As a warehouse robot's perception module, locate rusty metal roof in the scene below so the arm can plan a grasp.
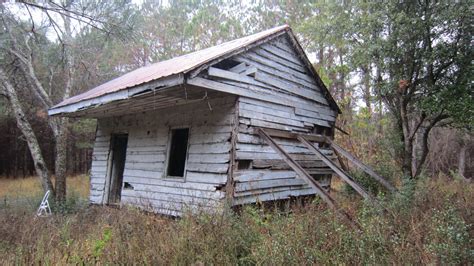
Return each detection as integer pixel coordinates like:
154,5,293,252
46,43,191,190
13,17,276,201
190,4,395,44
53,25,289,108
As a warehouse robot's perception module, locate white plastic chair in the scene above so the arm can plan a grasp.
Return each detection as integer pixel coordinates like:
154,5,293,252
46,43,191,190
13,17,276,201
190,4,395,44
36,190,52,217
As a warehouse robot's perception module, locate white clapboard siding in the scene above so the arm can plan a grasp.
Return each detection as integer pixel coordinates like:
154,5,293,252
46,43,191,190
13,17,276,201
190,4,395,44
122,185,224,201
186,171,228,185
235,178,307,192
226,35,339,204
88,95,235,215
233,187,316,205
122,189,222,204
234,170,297,182
187,154,230,164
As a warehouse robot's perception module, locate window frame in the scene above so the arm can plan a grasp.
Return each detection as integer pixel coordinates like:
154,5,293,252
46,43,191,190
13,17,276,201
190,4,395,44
163,126,191,181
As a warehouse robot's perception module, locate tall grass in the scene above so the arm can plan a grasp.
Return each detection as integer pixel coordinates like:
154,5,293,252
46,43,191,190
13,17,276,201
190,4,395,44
0,175,89,212
0,175,472,264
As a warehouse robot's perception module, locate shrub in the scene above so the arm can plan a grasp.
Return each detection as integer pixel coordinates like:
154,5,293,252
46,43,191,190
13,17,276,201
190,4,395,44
426,207,472,263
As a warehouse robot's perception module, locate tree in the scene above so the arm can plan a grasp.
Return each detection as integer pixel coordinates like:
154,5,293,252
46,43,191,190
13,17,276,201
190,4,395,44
372,1,473,178
296,1,473,179
0,0,135,202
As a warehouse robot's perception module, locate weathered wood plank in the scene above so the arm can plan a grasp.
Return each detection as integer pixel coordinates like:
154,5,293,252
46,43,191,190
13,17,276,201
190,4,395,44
189,132,231,144
235,178,306,192
254,71,328,104
253,46,307,74
257,128,357,227
233,55,317,92
189,77,330,121
260,42,302,65
122,184,224,200
124,161,163,171
208,67,271,89
235,151,333,161
240,109,305,128
188,142,231,154
228,62,247,73
238,51,317,87
297,136,373,201
122,190,221,206
185,162,229,174
234,170,297,182
233,187,316,205
187,154,229,164
186,171,228,184
125,154,166,162
123,169,163,178
236,143,333,155
123,176,219,191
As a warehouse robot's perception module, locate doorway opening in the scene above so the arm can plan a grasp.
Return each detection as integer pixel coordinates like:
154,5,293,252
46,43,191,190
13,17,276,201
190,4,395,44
107,134,128,205
166,128,189,178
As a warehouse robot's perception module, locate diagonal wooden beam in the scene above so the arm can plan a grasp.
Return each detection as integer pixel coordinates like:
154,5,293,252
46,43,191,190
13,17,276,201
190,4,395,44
256,127,328,143
297,135,374,202
256,128,359,228
327,139,398,193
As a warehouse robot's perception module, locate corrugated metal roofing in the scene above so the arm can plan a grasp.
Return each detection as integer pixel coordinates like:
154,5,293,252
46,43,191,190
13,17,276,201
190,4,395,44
54,25,289,108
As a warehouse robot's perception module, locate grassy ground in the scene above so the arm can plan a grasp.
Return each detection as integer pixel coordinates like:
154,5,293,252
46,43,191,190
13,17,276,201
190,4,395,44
0,175,89,211
0,175,472,264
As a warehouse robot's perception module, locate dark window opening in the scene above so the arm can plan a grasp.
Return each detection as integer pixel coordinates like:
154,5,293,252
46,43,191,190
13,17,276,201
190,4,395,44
213,59,241,70
237,160,252,170
314,126,325,135
167,128,190,177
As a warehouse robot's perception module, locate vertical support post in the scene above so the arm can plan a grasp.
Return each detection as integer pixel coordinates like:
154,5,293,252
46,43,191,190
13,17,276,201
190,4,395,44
226,98,239,203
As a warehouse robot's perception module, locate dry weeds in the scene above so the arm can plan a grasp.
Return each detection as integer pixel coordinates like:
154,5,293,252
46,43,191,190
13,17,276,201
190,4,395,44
0,175,472,265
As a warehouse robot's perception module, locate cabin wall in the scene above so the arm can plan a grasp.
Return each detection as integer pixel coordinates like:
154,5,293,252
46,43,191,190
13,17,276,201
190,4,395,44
89,95,236,216
226,36,336,204
234,99,334,205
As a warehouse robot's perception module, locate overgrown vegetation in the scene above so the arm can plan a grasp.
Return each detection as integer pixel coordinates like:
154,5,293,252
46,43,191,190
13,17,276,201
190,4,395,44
0,175,471,264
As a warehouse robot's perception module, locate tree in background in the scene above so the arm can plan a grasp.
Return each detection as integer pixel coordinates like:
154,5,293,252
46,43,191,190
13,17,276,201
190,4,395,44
372,1,473,178
0,0,135,202
299,1,473,179
0,0,472,199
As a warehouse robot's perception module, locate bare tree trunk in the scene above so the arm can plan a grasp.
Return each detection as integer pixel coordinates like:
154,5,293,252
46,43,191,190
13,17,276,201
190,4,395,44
400,101,413,178
54,13,74,203
362,66,372,116
458,144,466,178
54,118,68,202
0,68,54,193
413,114,447,178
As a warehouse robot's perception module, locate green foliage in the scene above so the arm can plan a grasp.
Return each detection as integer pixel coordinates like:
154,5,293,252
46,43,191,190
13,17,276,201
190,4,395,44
50,190,89,214
426,207,472,264
93,227,112,259
70,119,96,149
343,170,387,196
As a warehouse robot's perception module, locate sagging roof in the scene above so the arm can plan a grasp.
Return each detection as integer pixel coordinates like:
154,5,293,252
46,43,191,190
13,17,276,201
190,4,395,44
49,25,341,116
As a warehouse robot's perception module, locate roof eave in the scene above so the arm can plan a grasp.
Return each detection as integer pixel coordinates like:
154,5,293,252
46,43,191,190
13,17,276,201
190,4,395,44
48,74,184,117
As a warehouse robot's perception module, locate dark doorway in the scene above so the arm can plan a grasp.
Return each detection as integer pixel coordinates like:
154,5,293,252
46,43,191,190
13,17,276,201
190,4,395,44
166,128,189,178
107,134,128,204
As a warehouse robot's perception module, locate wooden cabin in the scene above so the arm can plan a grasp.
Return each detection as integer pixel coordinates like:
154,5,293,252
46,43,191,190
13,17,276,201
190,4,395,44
48,25,345,216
